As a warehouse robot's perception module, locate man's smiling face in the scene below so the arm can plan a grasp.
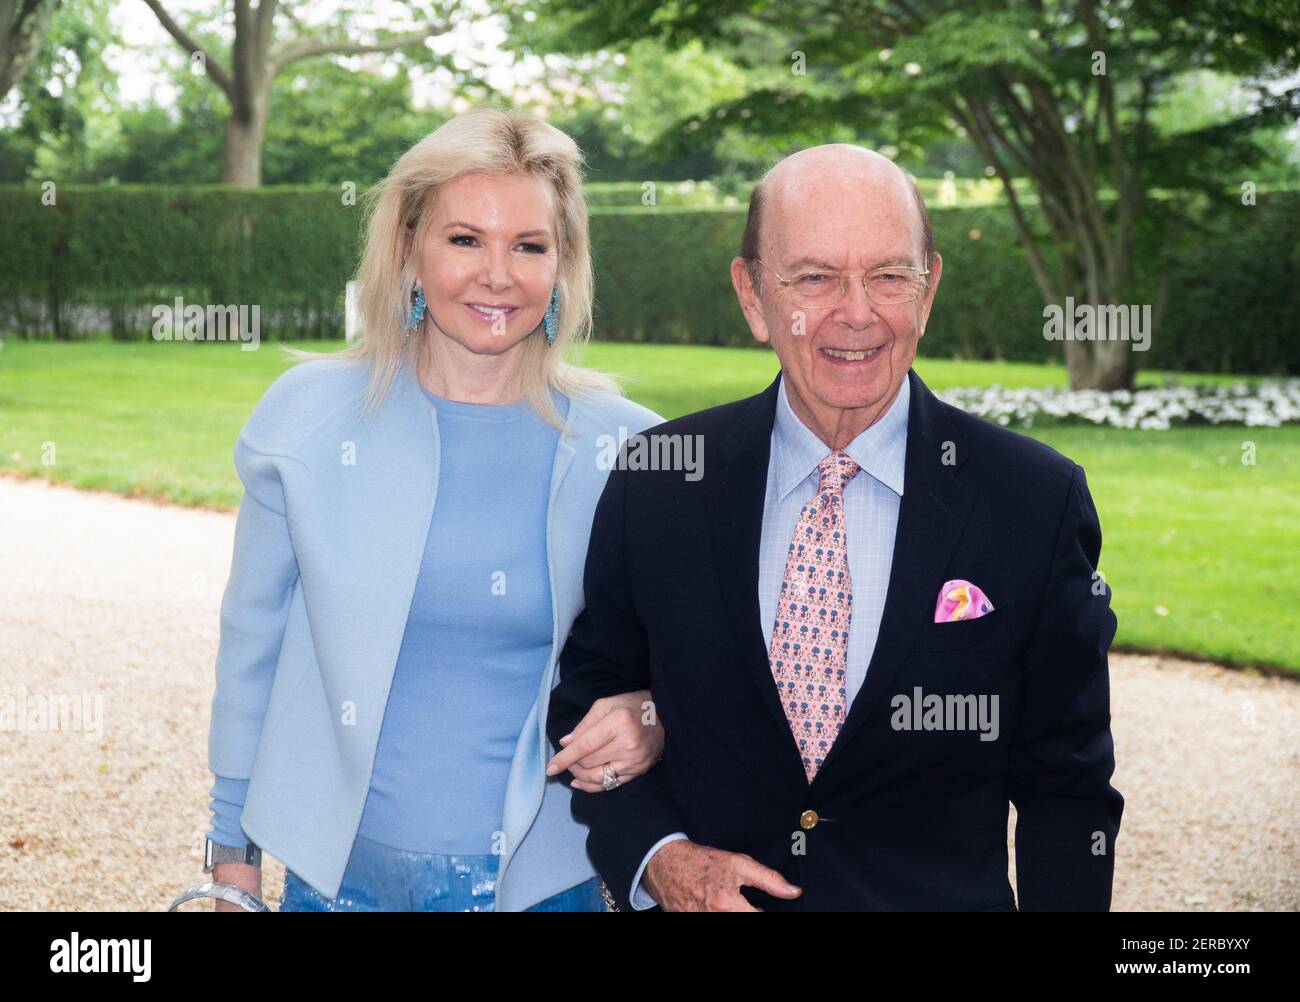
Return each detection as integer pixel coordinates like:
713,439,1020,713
732,147,943,447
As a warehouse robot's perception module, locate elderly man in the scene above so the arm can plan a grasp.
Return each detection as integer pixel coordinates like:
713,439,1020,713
546,144,1123,911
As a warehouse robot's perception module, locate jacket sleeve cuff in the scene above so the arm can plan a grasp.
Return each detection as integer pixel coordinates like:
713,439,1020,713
207,775,252,849
629,832,688,910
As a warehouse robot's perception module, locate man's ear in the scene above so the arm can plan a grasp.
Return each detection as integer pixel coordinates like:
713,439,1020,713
730,257,771,344
917,251,943,338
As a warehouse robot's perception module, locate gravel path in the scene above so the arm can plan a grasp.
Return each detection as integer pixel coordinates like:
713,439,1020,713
1,474,1296,911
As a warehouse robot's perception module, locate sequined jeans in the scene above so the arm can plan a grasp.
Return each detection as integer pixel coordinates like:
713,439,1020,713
279,832,607,912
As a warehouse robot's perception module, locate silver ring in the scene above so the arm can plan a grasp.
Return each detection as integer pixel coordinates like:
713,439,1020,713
601,762,620,791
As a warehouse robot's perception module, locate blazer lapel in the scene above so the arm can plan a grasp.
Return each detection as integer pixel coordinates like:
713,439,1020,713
703,374,809,771
542,395,579,663
501,393,578,865
816,368,975,780
303,358,440,779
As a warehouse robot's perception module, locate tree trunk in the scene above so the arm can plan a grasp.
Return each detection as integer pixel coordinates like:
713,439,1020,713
0,0,62,100
1058,232,1139,391
1064,332,1137,392
220,98,267,188
1045,206,1141,392
143,1,444,191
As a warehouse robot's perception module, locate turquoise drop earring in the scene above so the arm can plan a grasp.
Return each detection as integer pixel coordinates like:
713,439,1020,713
543,287,559,345
404,284,426,337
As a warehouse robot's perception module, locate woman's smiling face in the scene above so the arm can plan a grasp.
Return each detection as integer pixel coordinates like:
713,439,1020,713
413,171,559,356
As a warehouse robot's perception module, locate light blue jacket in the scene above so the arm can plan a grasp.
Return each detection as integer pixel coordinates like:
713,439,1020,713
207,354,661,909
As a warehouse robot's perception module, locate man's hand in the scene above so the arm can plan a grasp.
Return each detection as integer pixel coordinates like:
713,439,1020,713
643,839,802,911
545,689,664,793
212,861,262,912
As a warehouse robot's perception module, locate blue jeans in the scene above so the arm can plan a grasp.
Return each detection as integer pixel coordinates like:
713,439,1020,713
279,832,607,912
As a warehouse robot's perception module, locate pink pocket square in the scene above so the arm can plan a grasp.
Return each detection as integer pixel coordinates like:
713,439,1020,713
934,579,994,623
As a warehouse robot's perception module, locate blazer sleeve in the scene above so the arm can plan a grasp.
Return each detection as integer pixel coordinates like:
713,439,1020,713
208,774,252,848
206,433,301,780
1008,462,1124,911
546,464,688,910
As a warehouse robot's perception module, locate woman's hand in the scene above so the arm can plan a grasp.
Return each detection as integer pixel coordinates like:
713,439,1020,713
545,690,663,793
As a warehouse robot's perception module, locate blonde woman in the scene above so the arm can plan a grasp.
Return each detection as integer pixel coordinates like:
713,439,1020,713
202,108,665,912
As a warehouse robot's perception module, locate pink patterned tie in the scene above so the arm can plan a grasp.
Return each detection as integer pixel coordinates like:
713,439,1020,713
768,451,860,782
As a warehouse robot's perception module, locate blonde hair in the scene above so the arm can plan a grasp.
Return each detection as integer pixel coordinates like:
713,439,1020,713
285,107,621,428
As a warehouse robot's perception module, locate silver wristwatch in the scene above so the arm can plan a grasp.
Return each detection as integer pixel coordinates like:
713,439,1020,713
204,837,262,873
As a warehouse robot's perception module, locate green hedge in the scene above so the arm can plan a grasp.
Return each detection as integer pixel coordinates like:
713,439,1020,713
0,186,358,340
1,185,1295,374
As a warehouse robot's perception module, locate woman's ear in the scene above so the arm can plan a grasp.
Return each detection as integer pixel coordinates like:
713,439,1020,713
401,218,417,266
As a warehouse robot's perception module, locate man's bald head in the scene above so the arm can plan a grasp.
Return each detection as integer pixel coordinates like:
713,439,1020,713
740,144,935,291
728,143,944,451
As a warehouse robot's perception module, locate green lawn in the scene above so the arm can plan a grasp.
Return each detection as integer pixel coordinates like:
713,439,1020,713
1,338,1295,674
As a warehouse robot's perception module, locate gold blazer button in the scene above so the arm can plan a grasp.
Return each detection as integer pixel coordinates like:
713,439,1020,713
799,809,819,830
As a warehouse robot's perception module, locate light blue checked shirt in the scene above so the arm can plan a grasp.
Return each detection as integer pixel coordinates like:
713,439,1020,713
629,371,911,908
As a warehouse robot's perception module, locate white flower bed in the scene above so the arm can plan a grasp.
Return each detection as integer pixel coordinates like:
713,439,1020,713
937,379,1300,430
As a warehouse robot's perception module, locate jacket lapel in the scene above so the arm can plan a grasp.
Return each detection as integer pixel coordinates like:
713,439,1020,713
815,368,974,780
703,374,809,774
500,393,579,869
318,360,439,729
542,395,579,664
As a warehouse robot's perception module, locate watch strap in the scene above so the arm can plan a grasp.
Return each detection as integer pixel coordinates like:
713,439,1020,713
204,838,262,872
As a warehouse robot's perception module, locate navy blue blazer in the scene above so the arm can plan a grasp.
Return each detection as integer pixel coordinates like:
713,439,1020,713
548,368,1123,911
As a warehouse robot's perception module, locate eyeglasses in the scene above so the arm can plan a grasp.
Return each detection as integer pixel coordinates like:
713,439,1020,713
753,258,931,308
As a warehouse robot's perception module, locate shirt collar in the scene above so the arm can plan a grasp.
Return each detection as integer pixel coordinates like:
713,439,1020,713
771,371,910,502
